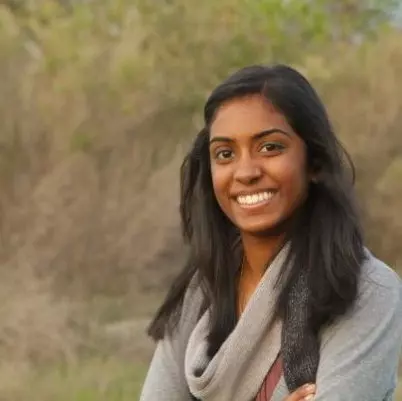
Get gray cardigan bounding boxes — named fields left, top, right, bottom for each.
left=140, top=251, right=402, bottom=400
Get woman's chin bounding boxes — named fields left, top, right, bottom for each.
left=236, top=217, right=287, bottom=238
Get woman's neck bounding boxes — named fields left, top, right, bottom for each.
left=241, top=232, right=285, bottom=280
left=237, top=232, right=285, bottom=318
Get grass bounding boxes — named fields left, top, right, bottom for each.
left=27, top=359, right=399, bottom=401
left=396, top=380, right=402, bottom=401
left=0, top=359, right=398, bottom=400
left=0, top=357, right=148, bottom=401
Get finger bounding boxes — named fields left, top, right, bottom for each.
left=286, top=383, right=316, bottom=401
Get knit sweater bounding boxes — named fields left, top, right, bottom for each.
left=140, top=249, right=402, bottom=401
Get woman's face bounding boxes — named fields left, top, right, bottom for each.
left=209, top=94, right=310, bottom=236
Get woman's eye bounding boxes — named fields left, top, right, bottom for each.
left=260, top=142, right=284, bottom=153
left=215, top=149, right=234, bottom=160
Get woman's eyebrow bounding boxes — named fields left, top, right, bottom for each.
left=209, top=128, right=291, bottom=145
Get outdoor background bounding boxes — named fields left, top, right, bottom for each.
left=0, top=0, right=401, bottom=400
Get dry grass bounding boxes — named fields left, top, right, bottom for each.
left=0, top=357, right=147, bottom=401
left=0, top=2, right=401, bottom=397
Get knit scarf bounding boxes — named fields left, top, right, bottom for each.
left=184, top=244, right=320, bottom=400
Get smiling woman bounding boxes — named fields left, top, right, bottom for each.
left=140, top=65, right=402, bottom=401
left=209, top=96, right=309, bottom=238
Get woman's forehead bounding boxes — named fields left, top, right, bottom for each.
left=210, top=95, right=292, bottom=139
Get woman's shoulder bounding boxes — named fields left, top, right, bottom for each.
left=359, top=249, right=402, bottom=305
left=177, top=274, right=205, bottom=332
left=320, top=249, right=402, bottom=349
left=159, top=274, right=205, bottom=362
left=334, top=248, right=402, bottom=331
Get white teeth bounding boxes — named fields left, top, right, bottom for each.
left=237, top=191, right=274, bottom=206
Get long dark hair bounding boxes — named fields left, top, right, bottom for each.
left=148, top=64, right=365, bottom=390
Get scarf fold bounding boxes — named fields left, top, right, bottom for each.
left=282, top=268, right=320, bottom=390
left=184, top=246, right=288, bottom=401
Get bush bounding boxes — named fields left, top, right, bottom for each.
left=0, top=2, right=400, bottom=383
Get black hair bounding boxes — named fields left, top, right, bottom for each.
left=147, top=64, right=365, bottom=389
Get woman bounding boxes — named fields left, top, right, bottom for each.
left=140, top=65, right=402, bottom=401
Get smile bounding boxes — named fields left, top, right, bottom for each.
left=236, top=191, right=275, bottom=207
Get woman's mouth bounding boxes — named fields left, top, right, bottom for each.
left=235, top=191, right=276, bottom=208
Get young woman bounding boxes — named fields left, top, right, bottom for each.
left=140, top=65, right=402, bottom=401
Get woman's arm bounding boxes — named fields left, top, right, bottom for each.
left=139, top=279, right=203, bottom=401
left=314, top=261, right=402, bottom=400
left=139, top=337, right=193, bottom=401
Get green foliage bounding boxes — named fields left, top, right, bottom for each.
left=71, top=132, right=92, bottom=152
left=0, top=0, right=397, bottom=135
left=1, top=0, right=398, bottom=85
left=4, top=358, right=147, bottom=401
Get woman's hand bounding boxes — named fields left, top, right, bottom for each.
left=283, top=383, right=316, bottom=401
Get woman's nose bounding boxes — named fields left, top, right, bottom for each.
left=233, top=158, right=263, bottom=184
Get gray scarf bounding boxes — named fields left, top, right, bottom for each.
left=184, top=245, right=320, bottom=400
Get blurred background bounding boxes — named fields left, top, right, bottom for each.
left=0, top=0, right=401, bottom=399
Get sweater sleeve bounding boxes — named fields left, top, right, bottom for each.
left=139, top=337, right=192, bottom=401
left=314, top=259, right=402, bottom=401
left=139, top=280, right=203, bottom=401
